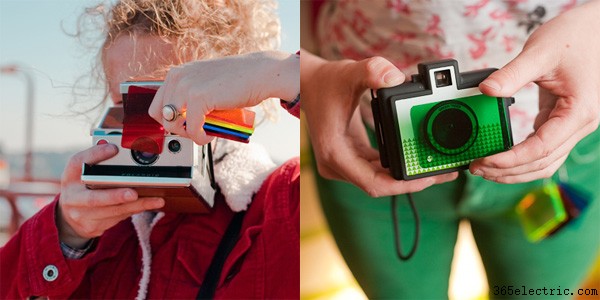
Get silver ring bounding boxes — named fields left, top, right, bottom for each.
left=162, top=104, right=181, bottom=122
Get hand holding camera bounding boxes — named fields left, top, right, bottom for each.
left=148, top=51, right=300, bottom=145
left=472, top=0, right=600, bottom=183
left=301, top=52, right=458, bottom=197
left=373, top=60, right=515, bottom=180
left=81, top=82, right=217, bottom=214
left=58, top=144, right=165, bottom=248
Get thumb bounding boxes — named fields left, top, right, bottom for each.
left=355, top=56, right=405, bottom=89
left=63, top=144, right=118, bottom=183
left=479, top=47, right=552, bottom=97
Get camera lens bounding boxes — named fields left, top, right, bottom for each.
left=424, top=100, right=478, bottom=155
left=168, top=140, right=181, bottom=153
left=131, top=150, right=159, bottom=165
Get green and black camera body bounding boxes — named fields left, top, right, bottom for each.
left=371, top=60, right=515, bottom=180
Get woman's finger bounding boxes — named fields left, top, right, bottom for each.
left=68, top=187, right=139, bottom=208
left=88, top=197, right=165, bottom=220
left=486, top=154, right=568, bottom=184
left=473, top=103, right=594, bottom=171
left=148, top=84, right=167, bottom=123
left=471, top=124, right=588, bottom=178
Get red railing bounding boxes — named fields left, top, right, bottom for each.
left=0, top=178, right=60, bottom=235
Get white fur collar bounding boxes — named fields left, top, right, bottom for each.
left=131, top=211, right=165, bottom=300
left=211, top=138, right=276, bottom=212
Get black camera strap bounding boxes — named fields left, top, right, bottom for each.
left=391, top=193, right=420, bottom=260
left=196, top=211, right=246, bottom=300
left=371, top=89, right=420, bottom=260
left=207, top=143, right=217, bottom=190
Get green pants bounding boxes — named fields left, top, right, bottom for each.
left=314, top=129, right=600, bottom=299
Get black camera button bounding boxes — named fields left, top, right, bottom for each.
left=168, top=140, right=182, bottom=153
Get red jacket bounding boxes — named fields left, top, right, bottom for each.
left=0, top=159, right=299, bottom=299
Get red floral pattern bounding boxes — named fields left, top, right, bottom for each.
left=316, top=0, right=588, bottom=142
left=464, top=0, right=491, bottom=17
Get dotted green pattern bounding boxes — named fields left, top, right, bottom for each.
left=403, top=123, right=505, bottom=176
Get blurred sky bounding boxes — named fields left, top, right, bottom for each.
left=0, top=0, right=299, bottom=163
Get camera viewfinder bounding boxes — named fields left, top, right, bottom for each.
left=434, top=70, right=452, bottom=88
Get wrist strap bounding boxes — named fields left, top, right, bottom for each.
left=392, top=193, right=420, bottom=260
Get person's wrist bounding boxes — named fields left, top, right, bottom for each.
left=56, top=205, right=92, bottom=249
left=263, top=50, right=299, bottom=102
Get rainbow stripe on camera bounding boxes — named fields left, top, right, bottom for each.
left=203, top=109, right=255, bottom=143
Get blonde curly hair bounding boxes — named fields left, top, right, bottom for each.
left=102, top=0, right=280, bottom=61
left=74, top=0, right=280, bottom=114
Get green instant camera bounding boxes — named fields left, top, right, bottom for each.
left=371, top=60, right=515, bottom=180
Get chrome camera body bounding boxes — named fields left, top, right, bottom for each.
left=81, top=81, right=216, bottom=213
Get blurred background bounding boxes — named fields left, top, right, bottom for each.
left=0, top=0, right=298, bottom=243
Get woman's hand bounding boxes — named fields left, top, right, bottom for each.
left=149, top=51, right=299, bottom=145
left=57, top=144, right=165, bottom=248
left=472, top=0, right=600, bottom=184
left=302, top=52, right=458, bottom=197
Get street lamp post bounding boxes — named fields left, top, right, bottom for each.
left=1, top=65, right=35, bottom=181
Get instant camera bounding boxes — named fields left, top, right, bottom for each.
left=81, top=81, right=216, bottom=213
left=371, top=60, right=515, bottom=180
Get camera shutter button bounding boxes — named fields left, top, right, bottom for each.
left=97, top=139, right=108, bottom=145
left=43, top=265, right=59, bottom=282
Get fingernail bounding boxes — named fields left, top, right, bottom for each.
left=124, top=190, right=136, bottom=201
left=472, top=169, right=483, bottom=176
left=481, top=80, right=501, bottom=92
left=152, top=198, right=165, bottom=208
left=383, top=71, right=403, bottom=85
left=105, top=143, right=118, bottom=153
